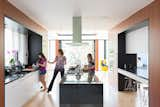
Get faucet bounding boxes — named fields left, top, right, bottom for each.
left=124, top=64, right=127, bottom=70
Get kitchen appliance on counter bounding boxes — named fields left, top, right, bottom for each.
left=67, top=64, right=81, bottom=74
left=5, top=64, right=35, bottom=84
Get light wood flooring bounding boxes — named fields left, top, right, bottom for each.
left=23, top=67, right=148, bottom=107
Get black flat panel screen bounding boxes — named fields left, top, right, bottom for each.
left=28, top=30, right=42, bottom=66
left=119, top=54, right=137, bottom=73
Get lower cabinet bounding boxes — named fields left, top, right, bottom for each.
left=60, top=84, right=103, bottom=107
left=5, top=71, right=39, bottom=107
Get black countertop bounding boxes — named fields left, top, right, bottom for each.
left=5, top=70, right=35, bottom=84
left=60, top=72, right=102, bottom=84
left=124, top=66, right=148, bottom=79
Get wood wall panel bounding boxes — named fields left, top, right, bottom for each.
left=109, top=1, right=160, bottom=107
left=0, top=1, right=47, bottom=107
left=3, top=1, right=47, bottom=36
left=55, top=40, right=60, bottom=56
left=110, top=3, right=151, bottom=33
left=149, top=1, right=160, bottom=107
left=0, top=1, right=5, bottom=107
left=0, top=14, right=4, bottom=107
left=95, top=40, right=99, bottom=71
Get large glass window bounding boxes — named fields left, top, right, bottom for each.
left=4, top=18, right=28, bottom=66
left=60, top=40, right=95, bottom=67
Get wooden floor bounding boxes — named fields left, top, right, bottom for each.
left=23, top=68, right=148, bottom=107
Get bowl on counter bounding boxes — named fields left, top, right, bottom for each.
left=82, top=65, right=89, bottom=72
left=75, top=73, right=81, bottom=80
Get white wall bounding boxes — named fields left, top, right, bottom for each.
left=126, top=26, right=148, bottom=54
left=108, top=33, right=118, bottom=71
left=48, top=40, right=56, bottom=61
left=98, top=40, right=104, bottom=70
left=126, top=26, right=148, bottom=65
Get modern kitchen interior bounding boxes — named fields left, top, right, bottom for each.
left=1, top=0, right=160, bottom=107
left=4, top=16, right=104, bottom=107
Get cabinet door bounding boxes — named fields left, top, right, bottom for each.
left=78, top=84, right=103, bottom=104
left=60, top=84, right=103, bottom=104
left=5, top=79, right=25, bottom=107
left=5, top=72, right=39, bottom=107
left=60, top=84, right=79, bottom=104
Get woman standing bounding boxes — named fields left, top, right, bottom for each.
left=38, top=53, right=47, bottom=91
left=87, top=53, right=95, bottom=80
left=47, top=49, right=66, bottom=93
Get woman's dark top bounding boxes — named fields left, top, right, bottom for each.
left=88, top=61, right=95, bottom=72
left=38, top=58, right=47, bottom=75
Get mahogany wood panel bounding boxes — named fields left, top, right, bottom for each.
left=0, top=14, right=4, bottom=107
left=110, top=3, right=151, bottom=33
left=95, top=40, right=99, bottom=71
left=55, top=40, right=60, bottom=56
left=109, top=1, right=160, bottom=107
left=0, top=1, right=5, bottom=107
left=149, top=1, right=160, bottom=107
left=3, top=1, right=47, bottom=36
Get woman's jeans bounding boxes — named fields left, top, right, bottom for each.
left=48, top=68, right=64, bottom=92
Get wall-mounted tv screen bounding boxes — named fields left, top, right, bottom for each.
left=28, top=30, right=42, bottom=66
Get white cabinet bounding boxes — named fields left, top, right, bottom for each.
left=5, top=71, right=39, bottom=107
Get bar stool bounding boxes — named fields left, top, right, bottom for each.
left=124, top=77, right=137, bottom=91
left=141, top=84, right=149, bottom=107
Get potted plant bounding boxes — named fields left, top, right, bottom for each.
left=8, top=50, right=17, bottom=68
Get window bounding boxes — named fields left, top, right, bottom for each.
left=5, top=29, right=13, bottom=66
left=60, top=40, right=95, bottom=66
left=4, top=18, right=28, bottom=66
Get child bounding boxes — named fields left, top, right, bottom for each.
left=38, top=53, right=47, bottom=91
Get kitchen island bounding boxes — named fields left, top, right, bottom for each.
left=60, top=72, right=103, bottom=107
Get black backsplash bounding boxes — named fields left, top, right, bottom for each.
left=118, top=32, right=126, bottom=55
left=119, top=54, right=137, bottom=72
left=28, top=30, right=42, bottom=66
left=118, top=32, right=137, bottom=72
